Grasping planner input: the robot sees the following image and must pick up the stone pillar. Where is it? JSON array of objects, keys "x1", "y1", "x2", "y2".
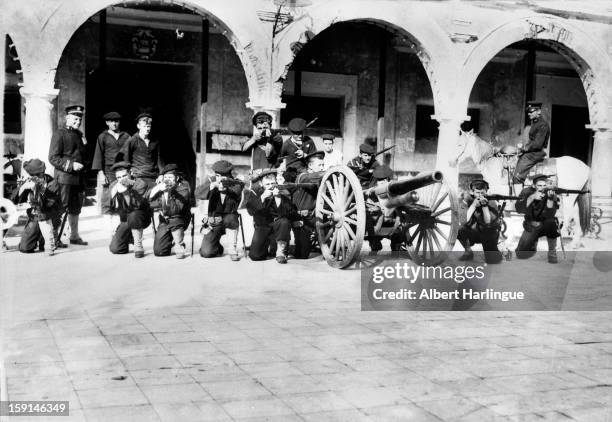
[
  {"x1": 20, "y1": 87, "x2": 59, "y2": 175},
  {"x1": 432, "y1": 115, "x2": 469, "y2": 189},
  {"x1": 588, "y1": 127, "x2": 612, "y2": 222}
]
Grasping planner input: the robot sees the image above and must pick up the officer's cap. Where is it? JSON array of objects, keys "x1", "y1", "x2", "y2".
[{"x1": 66, "y1": 105, "x2": 84, "y2": 117}]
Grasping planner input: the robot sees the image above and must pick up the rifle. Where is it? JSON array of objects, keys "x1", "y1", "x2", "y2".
[
  {"x1": 484, "y1": 194, "x2": 520, "y2": 201},
  {"x1": 550, "y1": 188, "x2": 590, "y2": 195},
  {"x1": 57, "y1": 211, "x2": 69, "y2": 240},
  {"x1": 190, "y1": 212, "x2": 195, "y2": 257},
  {"x1": 238, "y1": 213, "x2": 247, "y2": 258},
  {"x1": 373, "y1": 144, "x2": 396, "y2": 158}
]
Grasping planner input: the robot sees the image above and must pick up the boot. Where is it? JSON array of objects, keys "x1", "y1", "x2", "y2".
[
  {"x1": 276, "y1": 240, "x2": 287, "y2": 264},
  {"x1": 226, "y1": 229, "x2": 241, "y2": 261},
  {"x1": 547, "y1": 237, "x2": 558, "y2": 264},
  {"x1": 132, "y1": 229, "x2": 144, "y2": 258},
  {"x1": 459, "y1": 240, "x2": 473, "y2": 261},
  {"x1": 174, "y1": 243, "x2": 186, "y2": 259},
  {"x1": 68, "y1": 214, "x2": 88, "y2": 245}
]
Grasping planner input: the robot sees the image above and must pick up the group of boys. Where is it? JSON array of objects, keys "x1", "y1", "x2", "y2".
[{"x1": 12, "y1": 106, "x2": 561, "y2": 264}]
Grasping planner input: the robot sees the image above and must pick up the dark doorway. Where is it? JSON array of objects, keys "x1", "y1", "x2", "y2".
[
  {"x1": 550, "y1": 105, "x2": 591, "y2": 165},
  {"x1": 86, "y1": 61, "x2": 197, "y2": 185}
]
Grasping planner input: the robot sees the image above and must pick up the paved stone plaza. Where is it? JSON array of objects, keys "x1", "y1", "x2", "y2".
[{"x1": 1, "y1": 212, "x2": 612, "y2": 422}]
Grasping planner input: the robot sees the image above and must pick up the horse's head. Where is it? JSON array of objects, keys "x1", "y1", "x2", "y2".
[{"x1": 452, "y1": 129, "x2": 474, "y2": 167}]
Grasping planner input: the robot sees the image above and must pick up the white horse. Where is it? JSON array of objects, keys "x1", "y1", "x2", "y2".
[{"x1": 455, "y1": 129, "x2": 592, "y2": 249}]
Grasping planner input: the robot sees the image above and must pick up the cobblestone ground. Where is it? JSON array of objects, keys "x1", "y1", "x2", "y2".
[{"x1": 1, "y1": 211, "x2": 612, "y2": 422}]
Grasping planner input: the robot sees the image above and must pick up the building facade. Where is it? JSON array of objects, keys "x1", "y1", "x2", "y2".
[{"x1": 2, "y1": 0, "x2": 611, "y2": 212}]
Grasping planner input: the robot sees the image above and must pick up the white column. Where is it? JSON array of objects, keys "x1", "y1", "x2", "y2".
[
  {"x1": 20, "y1": 87, "x2": 59, "y2": 175},
  {"x1": 432, "y1": 114, "x2": 470, "y2": 189},
  {"x1": 590, "y1": 128, "x2": 612, "y2": 197}
]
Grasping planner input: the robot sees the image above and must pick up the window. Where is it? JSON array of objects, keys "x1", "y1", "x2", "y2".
[{"x1": 280, "y1": 95, "x2": 343, "y2": 133}]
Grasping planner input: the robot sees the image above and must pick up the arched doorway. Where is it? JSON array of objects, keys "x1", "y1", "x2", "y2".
[
  {"x1": 55, "y1": 1, "x2": 253, "y2": 194},
  {"x1": 3, "y1": 35, "x2": 24, "y2": 199},
  {"x1": 465, "y1": 39, "x2": 592, "y2": 174},
  {"x1": 280, "y1": 20, "x2": 438, "y2": 175}
]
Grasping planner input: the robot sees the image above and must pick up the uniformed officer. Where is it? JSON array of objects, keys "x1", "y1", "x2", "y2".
[
  {"x1": 149, "y1": 164, "x2": 191, "y2": 259},
  {"x1": 243, "y1": 169, "x2": 297, "y2": 263},
  {"x1": 107, "y1": 161, "x2": 152, "y2": 257},
  {"x1": 347, "y1": 143, "x2": 380, "y2": 189},
  {"x1": 48, "y1": 105, "x2": 88, "y2": 246},
  {"x1": 278, "y1": 118, "x2": 317, "y2": 181},
  {"x1": 117, "y1": 113, "x2": 163, "y2": 189},
  {"x1": 241, "y1": 112, "x2": 283, "y2": 173},
  {"x1": 13, "y1": 159, "x2": 62, "y2": 255},
  {"x1": 291, "y1": 151, "x2": 325, "y2": 259},
  {"x1": 457, "y1": 179, "x2": 503, "y2": 264},
  {"x1": 322, "y1": 134, "x2": 343, "y2": 169},
  {"x1": 92, "y1": 111, "x2": 130, "y2": 236},
  {"x1": 513, "y1": 101, "x2": 550, "y2": 185},
  {"x1": 515, "y1": 174, "x2": 560, "y2": 263},
  {"x1": 196, "y1": 160, "x2": 244, "y2": 261},
  {"x1": 364, "y1": 165, "x2": 403, "y2": 253}
]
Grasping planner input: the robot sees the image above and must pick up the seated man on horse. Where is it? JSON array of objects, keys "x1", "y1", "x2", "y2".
[
  {"x1": 458, "y1": 179, "x2": 503, "y2": 264},
  {"x1": 515, "y1": 174, "x2": 560, "y2": 263},
  {"x1": 513, "y1": 101, "x2": 550, "y2": 185}
]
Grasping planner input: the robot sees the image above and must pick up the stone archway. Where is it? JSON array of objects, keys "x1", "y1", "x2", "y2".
[
  {"x1": 273, "y1": 2, "x2": 454, "y2": 114},
  {"x1": 459, "y1": 15, "x2": 612, "y2": 128}
]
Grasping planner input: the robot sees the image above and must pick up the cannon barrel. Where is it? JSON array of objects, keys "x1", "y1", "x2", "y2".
[{"x1": 373, "y1": 170, "x2": 444, "y2": 198}]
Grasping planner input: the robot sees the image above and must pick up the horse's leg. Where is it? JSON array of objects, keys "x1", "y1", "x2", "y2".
[{"x1": 562, "y1": 195, "x2": 583, "y2": 249}]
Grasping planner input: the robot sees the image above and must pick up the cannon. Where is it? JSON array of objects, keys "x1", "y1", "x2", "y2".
[{"x1": 314, "y1": 166, "x2": 459, "y2": 268}]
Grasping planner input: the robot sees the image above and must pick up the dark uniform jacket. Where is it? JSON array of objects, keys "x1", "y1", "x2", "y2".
[
  {"x1": 292, "y1": 170, "x2": 325, "y2": 212},
  {"x1": 48, "y1": 127, "x2": 88, "y2": 186},
  {"x1": 13, "y1": 175, "x2": 62, "y2": 220},
  {"x1": 347, "y1": 156, "x2": 380, "y2": 188},
  {"x1": 463, "y1": 195, "x2": 500, "y2": 230},
  {"x1": 524, "y1": 118, "x2": 550, "y2": 152},
  {"x1": 108, "y1": 178, "x2": 151, "y2": 218},
  {"x1": 244, "y1": 188, "x2": 297, "y2": 226},
  {"x1": 150, "y1": 182, "x2": 191, "y2": 219},
  {"x1": 242, "y1": 132, "x2": 283, "y2": 171},
  {"x1": 515, "y1": 187, "x2": 558, "y2": 222},
  {"x1": 279, "y1": 137, "x2": 317, "y2": 173},
  {"x1": 92, "y1": 130, "x2": 130, "y2": 179},
  {"x1": 195, "y1": 177, "x2": 243, "y2": 217},
  {"x1": 117, "y1": 134, "x2": 162, "y2": 179}
]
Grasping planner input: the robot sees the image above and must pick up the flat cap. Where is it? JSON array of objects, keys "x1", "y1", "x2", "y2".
[
  {"x1": 359, "y1": 143, "x2": 375, "y2": 155},
  {"x1": 288, "y1": 118, "x2": 307, "y2": 134},
  {"x1": 110, "y1": 161, "x2": 131, "y2": 172},
  {"x1": 526, "y1": 101, "x2": 542, "y2": 111},
  {"x1": 211, "y1": 160, "x2": 234, "y2": 175},
  {"x1": 372, "y1": 165, "x2": 393, "y2": 181},
  {"x1": 321, "y1": 134, "x2": 335, "y2": 141},
  {"x1": 252, "y1": 111, "x2": 272, "y2": 126},
  {"x1": 251, "y1": 168, "x2": 278, "y2": 183},
  {"x1": 531, "y1": 173, "x2": 549, "y2": 183},
  {"x1": 23, "y1": 158, "x2": 46, "y2": 175},
  {"x1": 161, "y1": 164, "x2": 179, "y2": 175},
  {"x1": 103, "y1": 111, "x2": 121, "y2": 120},
  {"x1": 469, "y1": 178, "x2": 490, "y2": 190},
  {"x1": 135, "y1": 112, "x2": 153, "y2": 123},
  {"x1": 65, "y1": 105, "x2": 84, "y2": 116}
]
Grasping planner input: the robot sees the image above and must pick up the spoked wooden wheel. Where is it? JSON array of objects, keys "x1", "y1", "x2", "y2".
[
  {"x1": 403, "y1": 173, "x2": 459, "y2": 265},
  {"x1": 315, "y1": 165, "x2": 366, "y2": 268}
]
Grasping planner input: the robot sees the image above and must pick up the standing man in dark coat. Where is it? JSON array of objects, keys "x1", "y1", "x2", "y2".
[
  {"x1": 347, "y1": 143, "x2": 380, "y2": 189},
  {"x1": 291, "y1": 151, "x2": 325, "y2": 259},
  {"x1": 278, "y1": 118, "x2": 317, "y2": 181},
  {"x1": 196, "y1": 160, "x2": 244, "y2": 261},
  {"x1": 107, "y1": 161, "x2": 152, "y2": 257},
  {"x1": 149, "y1": 164, "x2": 191, "y2": 259},
  {"x1": 241, "y1": 111, "x2": 283, "y2": 174},
  {"x1": 513, "y1": 101, "x2": 550, "y2": 185},
  {"x1": 116, "y1": 113, "x2": 163, "y2": 189},
  {"x1": 515, "y1": 174, "x2": 560, "y2": 263},
  {"x1": 457, "y1": 179, "x2": 503, "y2": 264},
  {"x1": 243, "y1": 169, "x2": 297, "y2": 263},
  {"x1": 92, "y1": 111, "x2": 130, "y2": 236},
  {"x1": 48, "y1": 105, "x2": 88, "y2": 246}
]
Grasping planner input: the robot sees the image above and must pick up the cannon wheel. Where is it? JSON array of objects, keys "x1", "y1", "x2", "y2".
[
  {"x1": 315, "y1": 165, "x2": 366, "y2": 268},
  {"x1": 403, "y1": 175, "x2": 459, "y2": 265}
]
